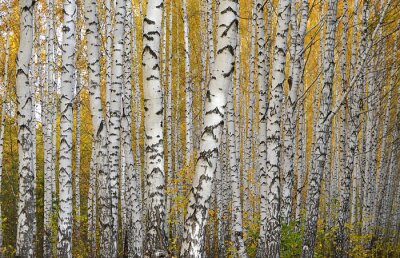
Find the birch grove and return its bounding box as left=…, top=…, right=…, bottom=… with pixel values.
left=1, top=0, right=400, bottom=257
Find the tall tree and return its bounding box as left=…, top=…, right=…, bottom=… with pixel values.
left=301, top=1, right=338, bottom=257
left=183, top=0, right=193, bottom=164
left=58, top=0, right=77, bottom=255
left=281, top=0, right=309, bottom=224
left=84, top=0, right=112, bottom=255
left=263, top=0, right=292, bottom=256
left=108, top=0, right=126, bottom=254
left=142, top=0, right=168, bottom=256
left=180, top=0, right=238, bottom=256
left=16, top=0, right=36, bottom=255
left=227, top=45, right=247, bottom=257
left=43, top=0, right=56, bottom=255
left=122, top=1, right=143, bottom=255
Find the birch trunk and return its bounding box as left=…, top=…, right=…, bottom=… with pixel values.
left=335, top=1, right=354, bottom=255
left=243, top=0, right=256, bottom=218
left=180, top=1, right=238, bottom=256
left=143, top=0, right=168, bottom=256
left=123, top=2, right=143, bottom=255
left=87, top=146, right=97, bottom=257
left=282, top=0, right=309, bottom=224
left=16, top=0, right=36, bottom=256
left=227, top=55, right=247, bottom=257
left=109, top=0, right=126, bottom=254
left=75, top=73, right=81, bottom=231
left=84, top=0, right=112, bottom=255
left=183, top=0, right=193, bottom=164
left=58, top=0, right=77, bottom=255
left=379, top=23, right=400, bottom=235
left=43, top=0, right=56, bottom=255
left=302, top=1, right=338, bottom=257
left=256, top=1, right=272, bottom=254
left=263, top=0, right=292, bottom=256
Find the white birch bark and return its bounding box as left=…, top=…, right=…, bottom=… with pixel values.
left=183, top=0, right=193, bottom=164
left=302, top=1, right=338, bottom=257
left=335, top=1, right=354, bottom=255
left=143, top=0, right=168, bottom=256
left=374, top=21, right=399, bottom=236
left=378, top=24, right=400, bottom=235
left=362, top=2, right=376, bottom=236
left=43, top=0, right=56, bottom=255
left=105, top=0, right=113, bottom=119
left=122, top=2, right=143, bottom=255
left=108, top=0, right=126, bottom=254
left=58, top=0, right=77, bottom=255
left=87, top=146, right=97, bottom=257
left=74, top=72, right=81, bottom=231
left=243, top=0, right=256, bottom=217
left=180, top=1, right=238, bottom=256
left=84, top=0, right=112, bottom=254
left=263, top=0, right=292, bottom=256
left=257, top=1, right=272, bottom=254
left=216, top=127, right=229, bottom=257
left=16, top=1, right=36, bottom=256
left=349, top=0, right=361, bottom=228
left=282, top=0, right=309, bottom=224
left=227, top=55, right=247, bottom=257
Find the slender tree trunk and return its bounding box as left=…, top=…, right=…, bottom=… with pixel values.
left=180, top=1, right=238, bottom=256
left=87, top=145, right=97, bottom=257
left=379, top=23, right=400, bottom=236
left=302, top=1, right=338, bottom=257
left=123, top=2, right=143, bottom=255
left=105, top=0, right=113, bottom=119
left=183, top=0, right=193, bottom=164
left=43, top=0, right=56, bottom=255
left=243, top=0, right=256, bottom=218
left=227, top=54, right=247, bottom=257
left=108, top=0, right=126, bottom=254
left=16, top=0, right=36, bottom=256
left=143, top=1, right=168, bottom=256
left=282, top=0, right=309, bottom=224
left=58, top=0, right=77, bottom=255
left=75, top=73, right=81, bottom=232
left=84, top=0, right=112, bottom=255
left=335, top=1, right=354, bottom=256
left=256, top=1, right=272, bottom=254
left=263, top=0, right=292, bottom=256
left=349, top=0, right=361, bottom=229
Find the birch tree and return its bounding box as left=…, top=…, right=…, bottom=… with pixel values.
left=43, top=0, right=56, bottom=255
left=108, top=0, right=126, bottom=254
left=180, top=0, right=238, bottom=256
left=302, top=0, right=338, bottom=257
left=142, top=0, right=168, bottom=256
left=183, top=0, right=193, bottom=164
left=57, top=0, right=77, bottom=255
left=84, top=0, right=112, bottom=255
left=16, top=0, right=36, bottom=256
left=336, top=1, right=355, bottom=256
left=282, top=0, right=309, bottom=224
left=263, top=0, right=292, bottom=256
left=122, top=1, right=143, bottom=255
left=243, top=0, right=256, bottom=217
left=227, top=51, right=247, bottom=257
